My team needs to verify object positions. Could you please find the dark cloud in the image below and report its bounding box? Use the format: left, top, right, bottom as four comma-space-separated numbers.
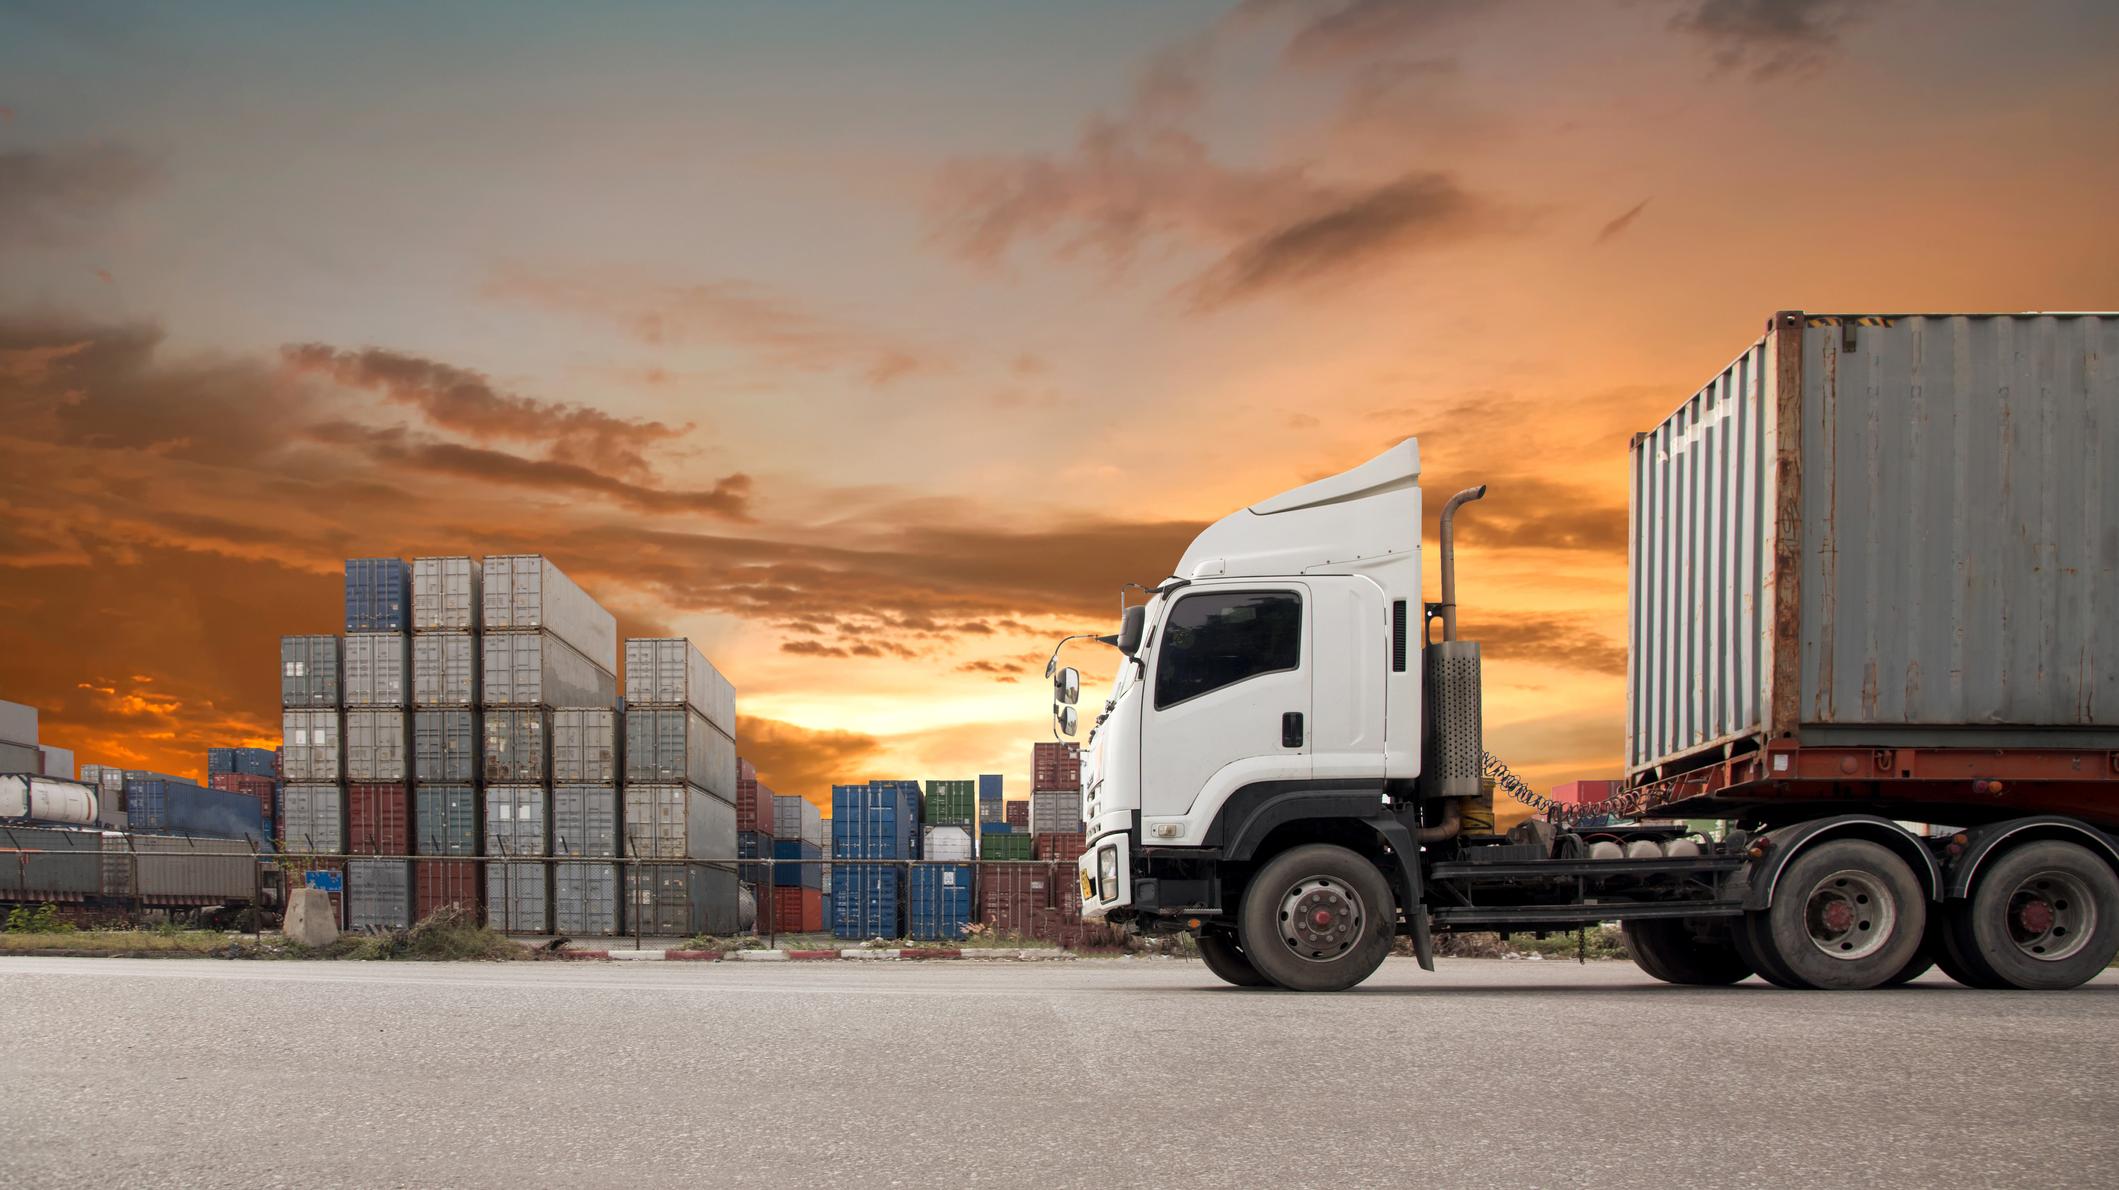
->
0, 142, 160, 244
1595, 198, 1651, 244
736, 716, 887, 810
1670, 0, 1881, 78
283, 343, 687, 476
1458, 613, 1626, 674
1242, 0, 1491, 69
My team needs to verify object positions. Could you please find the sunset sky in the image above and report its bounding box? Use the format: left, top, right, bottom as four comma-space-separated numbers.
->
3, 1, 2115, 808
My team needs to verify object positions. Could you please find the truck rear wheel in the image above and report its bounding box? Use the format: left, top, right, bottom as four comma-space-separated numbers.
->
1195, 931, 1273, 988
1945, 841, 2119, 990
1623, 918, 1753, 986
1756, 839, 1927, 990
1236, 844, 1395, 992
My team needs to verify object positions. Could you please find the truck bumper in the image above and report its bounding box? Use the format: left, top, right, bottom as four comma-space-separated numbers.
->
1077, 833, 1131, 919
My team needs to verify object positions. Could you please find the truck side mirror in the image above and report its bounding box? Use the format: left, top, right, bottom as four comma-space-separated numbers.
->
1056, 705, 1079, 738
1054, 667, 1081, 706
1116, 605, 1145, 655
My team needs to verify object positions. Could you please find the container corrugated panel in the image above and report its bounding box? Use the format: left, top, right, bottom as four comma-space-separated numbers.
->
414, 858, 481, 920
346, 783, 410, 854
623, 862, 706, 935
772, 885, 822, 933
208, 747, 277, 777
411, 556, 481, 632
126, 834, 263, 903
486, 862, 549, 933
922, 825, 973, 862
735, 759, 774, 836
124, 780, 265, 841
1031, 742, 1081, 791
482, 631, 617, 710
0, 826, 99, 900
771, 794, 822, 843
1628, 312, 2119, 776
623, 707, 734, 798
831, 866, 903, 939
621, 784, 736, 861
695, 862, 739, 935
980, 832, 1032, 861
907, 863, 972, 941
480, 555, 618, 673
281, 709, 342, 782
830, 782, 922, 861
552, 785, 619, 857
555, 861, 621, 935
344, 710, 410, 782
344, 558, 411, 633
1033, 832, 1086, 863
343, 633, 411, 707
413, 784, 478, 855
347, 858, 413, 929
483, 785, 549, 857
622, 638, 736, 735
280, 785, 344, 853
551, 708, 619, 784
1029, 791, 1083, 834
737, 830, 770, 888
922, 779, 975, 825
281, 635, 343, 708
978, 800, 1006, 825
411, 632, 478, 706
1004, 801, 1028, 830
772, 839, 822, 888
482, 709, 550, 784
413, 710, 478, 784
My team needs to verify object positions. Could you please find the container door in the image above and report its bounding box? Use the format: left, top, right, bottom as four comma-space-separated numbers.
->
1139, 584, 1311, 821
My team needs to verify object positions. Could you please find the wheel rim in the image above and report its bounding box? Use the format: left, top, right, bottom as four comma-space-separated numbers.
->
2003, 870, 2096, 962
1276, 876, 1366, 962
1802, 868, 1896, 961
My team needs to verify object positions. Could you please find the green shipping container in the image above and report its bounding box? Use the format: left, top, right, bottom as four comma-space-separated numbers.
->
980, 832, 1032, 861
923, 779, 976, 825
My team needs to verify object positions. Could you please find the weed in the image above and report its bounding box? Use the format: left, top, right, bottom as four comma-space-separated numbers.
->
4, 904, 76, 935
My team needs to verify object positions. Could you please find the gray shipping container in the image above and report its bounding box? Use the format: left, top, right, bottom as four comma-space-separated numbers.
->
280, 635, 342, 708
413, 709, 479, 784
344, 709, 410, 782
623, 638, 736, 735
124, 834, 261, 902
484, 785, 548, 857
1628, 312, 2119, 777
482, 631, 617, 710
280, 784, 345, 853
486, 862, 550, 933
481, 555, 618, 673
0, 741, 42, 774
552, 785, 619, 857
343, 633, 411, 707
0, 698, 35, 748
281, 710, 342, 782
772, 794, 823, 848
624, 708, 737, 800
414, 784, 479, 855
412, 556, 482, 632
483, 709, 549, 784
621, 783, 736, 861
0, 826, 100, 899
412, 632, 478, 706
555, 862, 622, 936
1029, 790, 1083, 834
552, 708, 619, 785
625, 862, 738, 937
347, 858, 413, 929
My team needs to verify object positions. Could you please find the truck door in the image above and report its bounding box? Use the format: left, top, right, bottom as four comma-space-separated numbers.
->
1140, 584, 1312, 823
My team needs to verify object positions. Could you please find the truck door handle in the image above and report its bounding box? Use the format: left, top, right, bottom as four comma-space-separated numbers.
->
1282, 712, 1304, 748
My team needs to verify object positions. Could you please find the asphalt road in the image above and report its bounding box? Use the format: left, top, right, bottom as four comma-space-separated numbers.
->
3, 956, 2115, 1189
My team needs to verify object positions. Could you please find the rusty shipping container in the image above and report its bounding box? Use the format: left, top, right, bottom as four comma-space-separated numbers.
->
414, 859, 481, 921
551, 708, 619, 785
1629, 312, 2119, 779
346, 783, 410, 854
483, 709, 550, 784
1031, 741, 1081, 791
735, 758, 774, 837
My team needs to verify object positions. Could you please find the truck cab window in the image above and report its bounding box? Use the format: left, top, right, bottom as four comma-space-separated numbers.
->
1153, 591, 1302, 710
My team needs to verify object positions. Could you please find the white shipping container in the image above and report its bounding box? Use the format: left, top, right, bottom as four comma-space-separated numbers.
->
484, 785, 549, 857
481, 555, 617, 673
482, 631, 617, 709
411, 555, 482, 632
551, 708, 619, 784
922, 825, 973, 862
281, 710, 342, 782
623, 638, 736, 735
343, 633, 411, 707
412, 632, 478, 706
344, 709, 410, 782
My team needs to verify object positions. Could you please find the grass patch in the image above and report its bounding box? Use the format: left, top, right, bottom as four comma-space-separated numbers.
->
674, 933, 769, 956
0, 929, 253, 957
281, 906, 528, 962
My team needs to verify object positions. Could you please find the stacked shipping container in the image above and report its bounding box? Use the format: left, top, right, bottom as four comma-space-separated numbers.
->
412, 555, 484, 926
831, 781, 921, 939
280, 631, 345, 920
342, 559, 413, 930
621, 637, 739, 936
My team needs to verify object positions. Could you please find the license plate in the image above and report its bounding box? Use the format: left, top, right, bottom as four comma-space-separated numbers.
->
1080, 870, 1096, 901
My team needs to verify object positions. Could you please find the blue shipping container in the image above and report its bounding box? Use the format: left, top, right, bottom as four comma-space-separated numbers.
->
831, 782, 922, 862
773, 839, 822, 888
832, 866, 903, 939
980, 822, 1013, 835
207, 747, 278, 778
978, 773, 1003, 802
125, 780, 266, 841
344, 557, 411, 633
907, 863, 971, 941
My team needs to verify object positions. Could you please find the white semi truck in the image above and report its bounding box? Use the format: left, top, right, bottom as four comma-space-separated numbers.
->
1053, 312, 2119, 992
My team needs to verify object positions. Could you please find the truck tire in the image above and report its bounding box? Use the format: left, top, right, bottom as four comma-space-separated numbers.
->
1195, 931, 1273, 988
1945, 840, 2119, 991
1623, 918, 1753, 986
1933, 904, 2005, 988
1236, 844, 1395, 992
1755, 839, 1927, 990
1733, 912, 1803, 988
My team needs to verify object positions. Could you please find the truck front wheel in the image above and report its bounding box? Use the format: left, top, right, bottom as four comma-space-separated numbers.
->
1195, 931, 1273, 988
1236, 844, 1395, 992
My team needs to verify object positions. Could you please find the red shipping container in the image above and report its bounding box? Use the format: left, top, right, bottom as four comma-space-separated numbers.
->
1004, 801, 1028, 830
976, 862, 1065, 937
209, 772, 278, 834
1031, 742, 1081, 792
736, 758, 775, 837
772, 885, 822, 933
1033, 832, 1086, 863
1552, 780, 1620, 805
414, 859, 482, 922
346, 783, 410, 855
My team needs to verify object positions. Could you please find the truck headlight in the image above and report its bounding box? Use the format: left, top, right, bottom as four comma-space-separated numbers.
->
1097, 845, 1119, 898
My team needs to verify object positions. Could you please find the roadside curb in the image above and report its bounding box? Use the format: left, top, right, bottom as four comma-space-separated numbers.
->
554, 945, 1083, 962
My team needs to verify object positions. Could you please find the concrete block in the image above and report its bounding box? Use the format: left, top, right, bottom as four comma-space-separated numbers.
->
284, 888, 339, 947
